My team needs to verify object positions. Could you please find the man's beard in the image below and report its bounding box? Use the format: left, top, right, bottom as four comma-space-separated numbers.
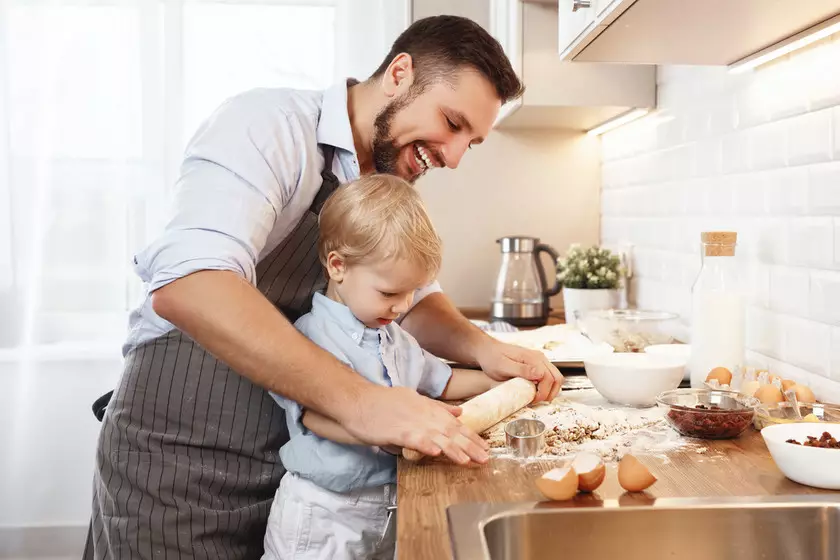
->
372, 94, 412, 180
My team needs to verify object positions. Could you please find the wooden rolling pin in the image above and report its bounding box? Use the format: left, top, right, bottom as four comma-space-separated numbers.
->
402, 377, 537, 462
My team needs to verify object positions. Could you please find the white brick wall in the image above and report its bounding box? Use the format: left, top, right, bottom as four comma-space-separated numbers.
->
600, 36, 840, 401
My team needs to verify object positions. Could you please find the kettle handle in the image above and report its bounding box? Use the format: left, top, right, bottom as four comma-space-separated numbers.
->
535, 244, 562, 297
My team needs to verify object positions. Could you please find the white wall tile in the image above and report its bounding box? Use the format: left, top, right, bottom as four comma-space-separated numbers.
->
706, 181, 735, 216
708, 99, 737, 137
788, 218, 834, 268
834, 106, 840, 160
811, 271, 840, 326
760, 58, 810, 122
836, 218, 840, 265
694, 139, 722, 177
736, 81, 770, 130
809, 162, 840, 215
744, 262, 770, 308
601, 160, 623, 190
721, 131, 750, 174
601, 189, 621, 217
601, 43, 840, 390
749, 121, 788, 171
769, 266, 810, 317
832, 327, 840, 382
755, 218, 789, 265
782, 317, 831, 378
787, 109, 834, 166
657, 114, 685, 148
732, 173, 768, 215
765, 168, 808, 215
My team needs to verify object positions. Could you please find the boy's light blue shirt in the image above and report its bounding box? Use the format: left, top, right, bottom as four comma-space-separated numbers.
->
273, 292, 453, 493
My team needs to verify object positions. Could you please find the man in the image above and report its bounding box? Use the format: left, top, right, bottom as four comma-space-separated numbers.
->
85, 15, 563, 559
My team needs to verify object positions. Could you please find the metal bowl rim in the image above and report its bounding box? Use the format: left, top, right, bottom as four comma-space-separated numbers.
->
656, 388, 760, 413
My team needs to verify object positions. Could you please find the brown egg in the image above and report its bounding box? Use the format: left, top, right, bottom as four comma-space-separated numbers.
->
754, 384, 784, 404
618, 454, 657, 492
572, 452, 606, 492
791, 384, 816, 403
536, 466, 579, 501
781, 379, 797, 391
706, 367, 733, 385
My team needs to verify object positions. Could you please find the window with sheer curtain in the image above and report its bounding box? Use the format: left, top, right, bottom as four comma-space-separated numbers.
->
0, 0, 407, 354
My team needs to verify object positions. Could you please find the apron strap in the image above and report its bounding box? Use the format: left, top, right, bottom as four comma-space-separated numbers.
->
308, 145, 340, 215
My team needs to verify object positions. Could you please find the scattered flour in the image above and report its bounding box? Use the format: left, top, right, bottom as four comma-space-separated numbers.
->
484, 389, 699, 463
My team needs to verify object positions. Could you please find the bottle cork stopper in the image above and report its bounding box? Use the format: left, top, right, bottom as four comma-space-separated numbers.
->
701, 231, 737, 257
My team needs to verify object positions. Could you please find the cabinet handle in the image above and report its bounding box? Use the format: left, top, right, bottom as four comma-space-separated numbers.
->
572, 0, 592, 11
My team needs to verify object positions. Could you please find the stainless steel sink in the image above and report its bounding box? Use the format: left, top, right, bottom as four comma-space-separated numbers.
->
448, 496, 840, 560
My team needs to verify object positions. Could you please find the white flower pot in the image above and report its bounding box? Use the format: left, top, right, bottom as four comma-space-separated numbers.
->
563, 287, 620, 326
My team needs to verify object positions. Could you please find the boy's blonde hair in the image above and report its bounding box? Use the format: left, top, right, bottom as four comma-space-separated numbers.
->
318, 174, 442, 277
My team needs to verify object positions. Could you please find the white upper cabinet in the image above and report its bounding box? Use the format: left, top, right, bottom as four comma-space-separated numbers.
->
557, 0, 840, 65
411, 0, 656, 130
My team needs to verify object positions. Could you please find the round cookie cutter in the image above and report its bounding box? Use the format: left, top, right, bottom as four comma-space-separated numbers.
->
505, 418, 546, 457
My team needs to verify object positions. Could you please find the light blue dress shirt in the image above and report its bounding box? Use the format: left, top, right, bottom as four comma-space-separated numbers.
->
274, 292, 453, 493
122, 82, 441, 355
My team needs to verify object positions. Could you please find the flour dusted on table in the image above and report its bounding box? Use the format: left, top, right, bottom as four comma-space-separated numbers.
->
483, 389, 696, 462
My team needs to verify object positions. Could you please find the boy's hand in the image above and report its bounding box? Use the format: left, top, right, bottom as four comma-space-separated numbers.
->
475, 340, 564, 403
341, 385, 490, 465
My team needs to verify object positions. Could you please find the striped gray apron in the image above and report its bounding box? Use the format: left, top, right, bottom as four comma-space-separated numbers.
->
84, 147, 340, 559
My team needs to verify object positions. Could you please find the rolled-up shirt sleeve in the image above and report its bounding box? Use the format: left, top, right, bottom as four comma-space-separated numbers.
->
411, 280, 442, 306
397, 280, 443, 326
134, 91, 309, 292
417, 349, 453, 399
270, 392, 308, 434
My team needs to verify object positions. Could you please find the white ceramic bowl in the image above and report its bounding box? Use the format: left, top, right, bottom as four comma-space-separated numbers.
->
645, 344, 692, 380
583, 353, 687, 408
761, 423, 840, 490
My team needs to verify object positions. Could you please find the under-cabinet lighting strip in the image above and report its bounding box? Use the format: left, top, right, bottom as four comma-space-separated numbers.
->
586, 108, 650, 136
729, 12, 840, 74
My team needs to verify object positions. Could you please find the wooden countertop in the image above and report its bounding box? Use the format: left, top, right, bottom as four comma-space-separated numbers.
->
396, 410, 834, 560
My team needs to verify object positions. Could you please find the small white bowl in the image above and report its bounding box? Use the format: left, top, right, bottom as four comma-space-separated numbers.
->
761, 423, 840, 490
645, 344, 692, 380
583, 353, 686, 408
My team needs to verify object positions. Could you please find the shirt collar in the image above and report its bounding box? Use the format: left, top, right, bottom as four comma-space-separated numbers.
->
317, 79, 358, 156
311, 291, 368, 344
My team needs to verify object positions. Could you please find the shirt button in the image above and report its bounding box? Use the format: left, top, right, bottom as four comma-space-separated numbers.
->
351, 333, 359, 341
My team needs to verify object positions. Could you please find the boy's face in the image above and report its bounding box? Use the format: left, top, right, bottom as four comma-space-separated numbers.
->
328, 253, 432, 329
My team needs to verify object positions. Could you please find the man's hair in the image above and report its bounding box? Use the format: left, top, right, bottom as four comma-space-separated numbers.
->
318, 174, 442, 277
370, 15, 524, 103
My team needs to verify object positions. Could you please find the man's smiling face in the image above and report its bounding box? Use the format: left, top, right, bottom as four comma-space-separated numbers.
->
370, 66, 501, 183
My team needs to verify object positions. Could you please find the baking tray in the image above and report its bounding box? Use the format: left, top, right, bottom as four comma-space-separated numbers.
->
446, 324, 613, 370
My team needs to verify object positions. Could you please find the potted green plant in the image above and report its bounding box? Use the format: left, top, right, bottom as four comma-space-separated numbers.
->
556, 244, 622, 326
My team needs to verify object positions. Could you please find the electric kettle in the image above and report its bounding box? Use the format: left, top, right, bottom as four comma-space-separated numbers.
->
490, 236, 561, 327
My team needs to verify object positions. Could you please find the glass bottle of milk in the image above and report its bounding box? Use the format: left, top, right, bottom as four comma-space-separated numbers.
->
689, 232, 745, 388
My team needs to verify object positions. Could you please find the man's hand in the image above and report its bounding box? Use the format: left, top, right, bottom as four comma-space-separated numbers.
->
399, 293, 563, 403
339, 385, 490, 465
476, 340, 564, 403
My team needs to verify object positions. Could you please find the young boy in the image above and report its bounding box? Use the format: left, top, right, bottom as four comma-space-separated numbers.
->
262, 174, 503, 560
